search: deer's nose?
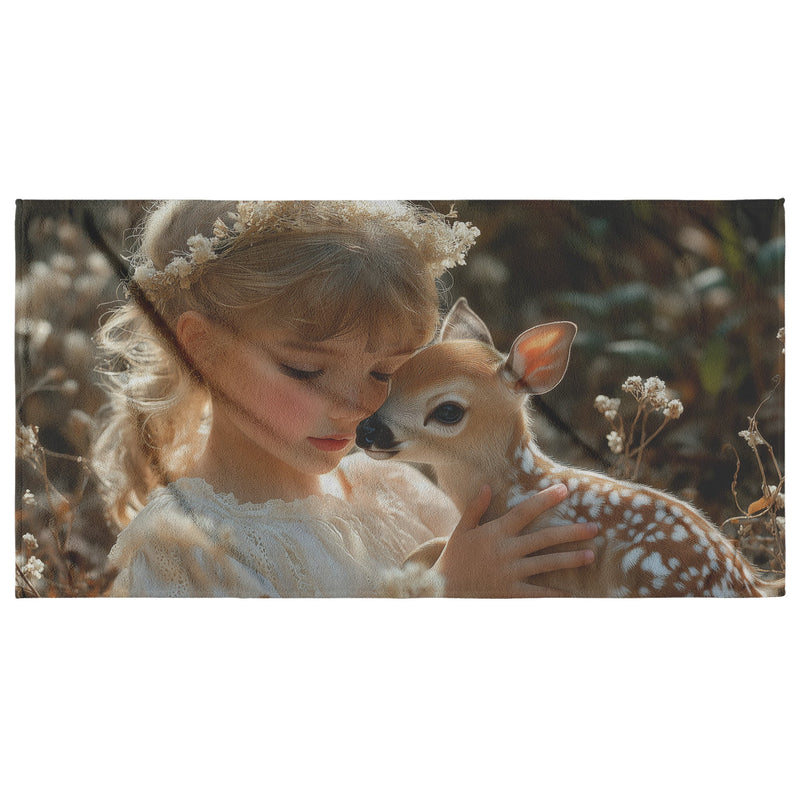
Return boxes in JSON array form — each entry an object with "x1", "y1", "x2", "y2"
[{"x1": 356, "y1": 416, "x2": 396, "y2": 450}]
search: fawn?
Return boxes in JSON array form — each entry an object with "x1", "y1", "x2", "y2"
[{"x1": 356, "y1": 299, "x2": 784, "y2": 597}]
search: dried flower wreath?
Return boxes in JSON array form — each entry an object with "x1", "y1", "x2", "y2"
[{"x1": 130, "y1": 201, "x2": 481, "y2": 293}]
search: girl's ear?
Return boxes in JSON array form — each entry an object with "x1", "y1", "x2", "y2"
[
  {"x1": 176, "y1": 311, "x2": 214, "y2": 365},
  {"x1": 438, "y1": 297, "x2": 494, "y2": 345},
  {"x1": 502, "y1": 321, "x2": 577, "y2": 394}
]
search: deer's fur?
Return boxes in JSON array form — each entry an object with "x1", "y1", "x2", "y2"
[{"x1": 356, "y1": 299, "x2": 783, "y2": 598}]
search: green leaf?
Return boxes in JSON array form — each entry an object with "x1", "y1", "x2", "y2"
[
  {"x1": 605, "y1": 339, "x2": 671, "y2": 371},
  {"x1": 688, "y1": 266, "x2": 729, "y2": 294},
  {"x1": 604, "y1": 282, "x2": 653, "y2": 316},
  {"x1": 550, "y1": 291, "x2": 610, "y2": 320},
  {"x1": 754, "y1": 237, "x2": 785, "y2": 279},
  {"x1": 698, "y1": 337, "x2": 728, "y2": 396}
]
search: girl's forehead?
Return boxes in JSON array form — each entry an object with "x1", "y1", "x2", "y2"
[{"x1": 248, "y1": 319, "x2": 428, "y2": 358}]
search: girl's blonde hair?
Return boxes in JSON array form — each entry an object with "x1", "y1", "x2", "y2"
[{"x1": 93, "y1": 200, "x2": 478, "y2": 527}]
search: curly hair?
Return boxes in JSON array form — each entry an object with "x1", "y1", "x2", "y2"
[{"x1": 93, "y1": 200, "x2": 479, "y2": 526}]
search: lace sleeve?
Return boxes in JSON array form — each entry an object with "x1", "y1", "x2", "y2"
[
  {"x1": 107, "y1": 496, "x2": 279, "y2": 597},
  {"x1": 340, "y1": 454, "x2": 460, "y2": 544}
]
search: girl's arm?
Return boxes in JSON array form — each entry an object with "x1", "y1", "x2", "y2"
[{"x1": 433, "y1": 484, "x2": 596, "y2": 597}]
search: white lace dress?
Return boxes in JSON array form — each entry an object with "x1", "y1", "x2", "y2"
[{"x1": 107, "y1": 454, "x2": 459, "y2": 597}]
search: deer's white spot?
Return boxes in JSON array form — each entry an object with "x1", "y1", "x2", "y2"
[
  {"x1": 632, "y1": 513, "x2": 644, "y2": 525},
  {"x1": 582, "y1": 489, "x2": 598, "y2": 508},
  {"x1": 507, "y1": 485, "x2": 536, "y2": 509},
  {"x1": 568, "y1": 477, "x2": 580, "y2": 492},
  {"x1": 724, "y1": 557, "x2": 735, "y2": 575},
  {"x1": 671, "y1": 526, "x2": 689, "y2": 542},
  {"x1": 641, "y1": 551, "x2": 671, "y2": 577},
  {"x1": 668, "y1": 558, "x2": 680, "y2": 570},
  {"x1": 520, "y1": 446, "x2": 535, "y2": 474},
  {"x1": 587, "y1": 502, "x2": 602, "y2": 519},
  {"x1": 688, "y1": 567, "x2": 699, "y2": 578},
  {"x1": 622, "y1": 546, "x2": 645, "y2": 572},
  {"x1": 638, "y1": 586, "x2": 650, "y2": 596},
  {"x1": 632, "y1": 494, "x2": 650, "y2": 509},
  {"x1": 609, "y1": 490, "x2": 621, "y2": 506}
]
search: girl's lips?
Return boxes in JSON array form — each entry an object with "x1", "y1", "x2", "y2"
[{"x1": 308, "y1": 436, "x2": 353, "y2": 452}]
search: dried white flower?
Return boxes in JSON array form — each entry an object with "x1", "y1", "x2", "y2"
[
  {"x1": 22, "y1": 490, "x2": 36, "y2": 507},
  {"x1": 766, "y1": 486, "x2": 785, "y2": 509},
  {"x1": 16, "y1": 424, "x2": 39, "y2": 460},
  {"x1": 21, "y1": 556, "x2": 45, "y2": 581},
  {"x1": 379, "y1": 562, "x2": 445, "y2": 597},
  {"x1": 23, "y1": 532, "x2": 38, "y2": 549},
  {"x1": 213, "y1": 217, "x2": 231, "y2": 239},
  {"x1": 663, "y1": 399, "x2": 684, "y2": 419},
  {"x1": 51, "y1": 252, "x2": 77, "y2": 274},
  {"x1": 86, "y1": 251, "x2": 112, "y2": 277},
  {"x1": 187, "y1": 234, "x2": 217, "y2": 265},
  {"x1": 643, "y1": 376, "x2": 668, "y2": 408},
  {"x1": 606, "y1": 430, "x2": 624, "y2": 454},
  {"x1": 595, "y1": 394, "x2": 621, "y2": 420},
  {"x1": 621, "y1": 376, "x2": 644, "y2": 397},
  {"x1": 132, "y1": 263, "x2": 157, "y2": 284},
  {"x1": 777, "y1": 327, "x2": 784, "y2": 353},
  {"x1": 739, "y1": 428, "x2": 766, "y2": 449}
]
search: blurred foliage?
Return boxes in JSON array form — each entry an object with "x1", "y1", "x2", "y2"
[
  {"x1": 14, "y1": 199, "x2": 785, "y2": 594},
  {"x1": 432, "y1": 200, "x2": 784, "y2": 564}
]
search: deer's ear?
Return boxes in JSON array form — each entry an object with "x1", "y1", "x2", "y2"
[
  {"x1": 438, "y1": 298, "x2": 494, "y2": 346},
  {"x1": 502, "y1": 321, "x2": 577, "y2": 394}
]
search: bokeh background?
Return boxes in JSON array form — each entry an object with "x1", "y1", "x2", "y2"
[{"x1": 15, "y1": 199, "x2": 785, "y2": 596}]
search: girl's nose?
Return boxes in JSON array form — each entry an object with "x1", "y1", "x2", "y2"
[{"x1": 329, "y1": 380, "x2": 386, "y2": 420}]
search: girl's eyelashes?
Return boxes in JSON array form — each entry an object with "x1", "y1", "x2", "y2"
[
  {"x1": 278, "y1": 359, "x2": 393, "y2": 384},
  {"x1": 279, "y1": 364, "x2": 323, "y2": 381}
]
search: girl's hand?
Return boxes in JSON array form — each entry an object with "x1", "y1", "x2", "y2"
[{"x1": 434, "y1": 484, "x2": 596, "y2": 597}]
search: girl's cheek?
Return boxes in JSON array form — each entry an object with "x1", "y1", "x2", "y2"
[{"x1": 255, "y1": 380, "x2": 323, "y2": 436}]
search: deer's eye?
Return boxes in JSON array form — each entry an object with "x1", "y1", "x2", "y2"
[{"x1": 427, "y1": 402, "x2": 465, "y2": 425}]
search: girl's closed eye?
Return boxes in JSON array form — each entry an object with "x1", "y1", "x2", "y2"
[
  {"x1": 371, "y1": 371, "x2": 392, "y2": 383},
  {"x1": 280, "y1": 364, "x2": 323, "y2": 381}
]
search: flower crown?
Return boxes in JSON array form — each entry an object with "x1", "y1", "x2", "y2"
[{"x1": 130, "y1": 201, "x2": 480, "y2": 293}]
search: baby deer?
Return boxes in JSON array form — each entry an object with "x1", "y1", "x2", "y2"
[{"x1": 356, "y1": 299, "x2": 783, "y2": 597}]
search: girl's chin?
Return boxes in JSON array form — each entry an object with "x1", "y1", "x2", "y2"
[{"x1": 307, "y1": 436, "x2": 354, "y2": 453}]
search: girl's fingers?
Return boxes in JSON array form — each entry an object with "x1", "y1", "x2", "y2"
[
  {"x1": 513, "y1": 548, "x2": 595, "y2": 580},
  {"x1": 452, "y1": 484, "x2": 492, "y2": 536},
  {"x1": 494, "y1": 484, "x2": 568, "y2": 535},
  {"x1": 506, "y1": 522, "x2": 598, "y2": 558}
]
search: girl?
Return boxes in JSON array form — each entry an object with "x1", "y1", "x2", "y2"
[{"x1": 94, "y1": 201, "x2": 597, "y2": 597}]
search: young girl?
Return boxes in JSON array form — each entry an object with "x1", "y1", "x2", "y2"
[{"x1": 94, "y1": 200, "x2": 597, "y2": 597}]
